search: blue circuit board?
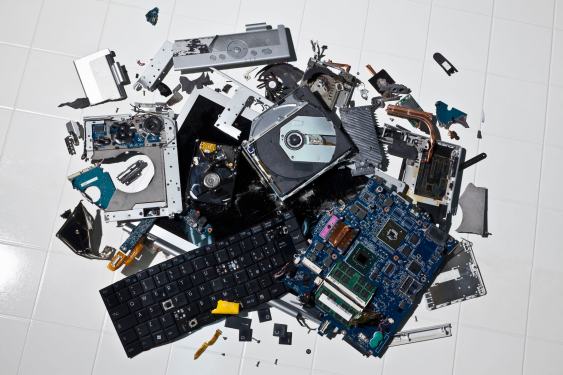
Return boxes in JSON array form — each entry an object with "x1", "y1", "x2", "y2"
[{"x1": 285, "y1": 177, "x2": 458, "y2": 358}]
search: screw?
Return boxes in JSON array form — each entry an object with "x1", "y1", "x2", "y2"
[
  {"x1": 306, "y1": 349, "x2": 311, "y2": 354},
  {"x1": 252, "y1": 337, "x2": 260, "y2": 343},
  {"x1": 256, "y1": 361, "x2": 260, "y2": 367}
]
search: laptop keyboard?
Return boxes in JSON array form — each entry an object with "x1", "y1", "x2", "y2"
[{"x1": 99, "y1": 212, "x2": 305, "y2": 357}]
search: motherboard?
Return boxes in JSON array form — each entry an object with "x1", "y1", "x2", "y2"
[{"x1": 285, "y1": 176, "x2": 458, "y2": 357}]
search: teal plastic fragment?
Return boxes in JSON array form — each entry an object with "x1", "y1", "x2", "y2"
[{"x1": 369, "y1": 331, "x2": 384, "y2": 349}]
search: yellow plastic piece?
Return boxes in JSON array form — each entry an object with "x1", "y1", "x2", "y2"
[
  {"x1": 199, "y1": 141, "x2": 217, "y2": 153},
  {"x1": 194, "y1": 329, "x2": 222, "y2": 360},
  {"x1": 211, "y1": 300, "x2": 240, "y2": 315}
]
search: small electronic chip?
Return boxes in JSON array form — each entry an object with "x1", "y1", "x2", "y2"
[
  {"x1": 400, "y1": 276, "x2": 414, "y2": 294},
  {"x1": 384, "y1": 262, "x2": 395, "y2": 276},
  {"x1": 377, "y1": 219, "x2": 407, "y2": 251},
  {"x1": 407, "y1": 261, "x2": 422, "y2": 275},
  {"x1": 350, "y1": 203, "x2": 368, "y2": 220},
  {"x1": 401, "y1": 246, "x2": 414, "y2": 258}
]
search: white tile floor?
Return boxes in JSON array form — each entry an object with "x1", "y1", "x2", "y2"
[{"x1": 0, "y1": 0, "x2": 562, "y2": 374}]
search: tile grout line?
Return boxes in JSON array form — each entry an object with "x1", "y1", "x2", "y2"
[
  {"x1": 15, "y1": 157, "x2": 73, "y2": 375},
  {"x1": 0, "y1": 0, "x2": 48, "y2": 164},
  {"x1": 450, "y1": 0, "x2": 495, "y2": 373},
  {"x1": 354, "y1": 0, "x2": 372, "y2": 75},
  {"x1": 519, "y1": 1, "x2": 558, "y2": 373},
  {"x1": 415, "y1": 0, "x2": 433, "y2": 103}
]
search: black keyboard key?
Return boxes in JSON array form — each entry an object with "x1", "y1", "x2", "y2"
[
  {"x1": 256, "y1": 289, "x2": 271, "y2": 304},
  {"x1": 100, "y1": 286, "x2": 113, "y2": 297},
  {"x1": 197, "y1": 282, "x2": 212, "y2": 297},
  {"x1": 221, "y1": 274, "x2": 235, "y2": 286},
  {"x1": 179, "y1": 262, "x2": 193, "y2": 275},
  {"x1": 226, "y1": 244, "x2": 241, "y2": 259},
  {"x1": 135, "y1": 323, "x2": 150, "y2": 337},
  {"x1": 116, "y1": 315, "x2": 137, "y2": 332},
  {"x1": 164, "y1": 282, "x2": 179, "y2": 297},
  {"x1": 140, "y1": 277, "x2": 155, "y2": 292},
  {"x1": 140, "y1": 335, "x2": 154, "y2": 350},
  {"x1": 220, "y1": 289, "x2": 235, "y2": 300},
  {"x1": 240, "y1": 238, "x2": 253, "y2": 252},
  {"x1": 154, "y1": 272, "x2": 169, "y2": 287},
  {"x1": 129, "y1": 283, "x2": 143, "y2": 297},
  {"x1": 258, "y1": 275, "x2": 272, "y2": 289},
  {"x1": 186, "y1": 287, "x2": 200, "y2": 302},
  {"x1": 127, "y1": 297, "x2": 143, "y2": 312},
  {"x1": 215, "y1": 249, "x2": 229, "y2": 263},
  {"x1": 140, "y1": 292, "x2": 154, "y2": 307},
  {"x1": 202, "y1": 267, "x2": 218, "y2": 281},
  {"x1": 147, "y1": 266, "x2": 160, "y2": 276},
  {"x1": 192, "y1": 257, "x2": 206, "y2": 271},
  {"x1": 234, "y1": 270, "x2": 248, "y2": 284},
  {"x1": 151, "y1": 287, "x2": 167, "y2": 300},
  {"x1": 165, "y1": 325, "x2": 179, "y2": 340},
  {"x1": 203, "y1": 254, "x2": 216, "y2": 268},
  {"x1": 125, "y1": 342, "x2": 143, "y2": 358},
  {"x1": 269, "y1": 283, "x2": 287, "y2": 298},
  {"x1": 147, "y1": 318, "x2": 161, "y2": 332},
  {"x1": 159, "y1": 313, "x2": 174, "y2": 328},
  {"x1": 197, "y1": 297, "x2": 212, "y2": 313},
  {"x1": 233, "y1": 285, "x2": 247, "y2": 300},
  {"x1": 209, "y1": 293, "x2": 220, "y2": 307},
  {"x1": 210, "y1": 278, "x2": 224, "y2": 292},
  {"x1": 166, "y1": 267, "x2": 182, "y2": 281},
  {"x1": 123, "y1": 275, "x2": 138, "y2": 286},
  {"x1": 271, "y1": 254, "x2": 285, "y2": 267},
  {"x1": 189, "y1": 271, "x2": 205, "y2": 286},
  {"x1": 172, "y1": 293, "x2": 188, "y2": 308},
  {"x1": 241, "y1": 294, "x2": 258, "y2": 309},
  {"x1": 147, "y1": 304, "x2": 163, "y2": 318},
  {"x1": 177, "y1": 277, "x2": 192, "y2": 291},
  {"x1": 250, "y1": 248, "x2": 264, "y2": 262},
  {"x1": 237, "y1": 254, "x2": 253, "y2": 267},
  {"x1": 262, "y1": 244, "x2": 276, "y2": 257},
  {"x1": 245, "y1": 280, "x2": 260, "y2": 294},
  {"x1": 115, "y1": 288, "x2": 132, "y2": 303},
  {"x1": 251, "y1": 233, "x2": 266, "y2": 247},
  {"x1": 109, "y1": 304, "x2": 129, "y2": 320},
  {"x1": 134, "y1": 308, "x2": 150, "y2": 323},
  {"x1": 247, "y1": 264, "x2": 261, "y2": 278},
  {"x1": 258, "y1": 259, "x2": 273, "y2": 273},
  {"x1": 103, "y1": 293, "x2": 119, "y2": 308},
  {"x1": 119, "y1": 329, "x2": 137, "y2": 344},
  {"x1": 152, "y1": 331, "x2": 166, "y2": 345}
]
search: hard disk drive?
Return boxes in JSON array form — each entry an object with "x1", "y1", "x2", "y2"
[
  {"x1": 188, "y1": 141, "x2": 239, "y2": 207},
  {"x1": 242, "y1": 88, "x2": 355, "y2": 200}
]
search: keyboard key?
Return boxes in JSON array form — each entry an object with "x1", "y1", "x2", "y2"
[
  {"x1": 166, "y1": 267, "x2": 182, "y2": 281},
  {"x1": 140, "y1": 292, "x2": 154, "y2": 307},
  {"x1": 262, "y1": 244, "x2": 276, "y2": 257},
  {"x1": 189, "y1": 271, "x2": 205, "y2": 286},
  {"x1": 215, "y1": 249, "x2": 229, "y2": 263},
  {"x1": 154, "y1": 272, "x2": 169, "y2": 287},
  {"x1": 245, "y1": 280, "x2": 260, "y2": 294},
  {"x1": 140, "y1": 335, "x2": 154, "y2": 350},
  {"x1": 226, "y1": 244, "x2": 241, "y2": 259},
  {"x1": 152, "y1": 331, "x2": 165, "y2": 345},
  {"x1": 115, "y1": 288, "x2": 131, "y2": 303},
  {"x1": 177, "y1": 277, "x2": 192, "y2": 291},
  {"x1": 233, "y1": 270, "x2": 248, "y2": 284},
  {"x1": 125, "y1": 342, "x2": 143, "y2": 358},
  {"x1": 159, "y1": 313, "x2": 174, "y2": 328},
  {"x1": 165, "y1": 325, "x2": 179, "y2": 340},
  {"x1": 127, "y1": 297, "x2": 143, "y2": 312},
  {"x1": 119, "y1": 329, "x2": 137, "y2": 344},
  {"x1": 203, "y1": 254, "x2": 216, "y2": 268},
  {"x1": 269, "y1": 283, "x2": 287, "y2": 298},
  {"x1": 147, "y1": 318, "x2": 161, "y2": 332},
  {"x1": 271, "y1": 254, "x2": 285, "y2": 267},
  {"x1": 164, "y1": 282, "x2": 179, "y2": 297},
  {"x1": 140, "y1": 277, "x2": 155, "y2": 292},
  {"x1": 258, "y1": 275, "x2": 272, "y2": 289},
  {"x1": 247, "y1": 264, "x2": 261, "y2": 278},
  {"x1": 256, "y1": 289, "x2": 271, "y2": 303},
  {"x1": 202, "y1": 267, "x2": 218, "y2": 281},
  {"x1": 147, "y1": 304, "x2": 163, "y2": 318},
  {"x1": 134, "y1": 308, "x2": 150, "y2": 323},
  {"x1": 116, "y1": 315, "x2": 137, "y2": 332},
  {"x1": 250, "y1": 248, "x2": 264, "y2": 262},
  {"x1": 186, "y1": 287, "x2": 200, "y2": 302},
  {"x1": 197, "y1": 282, "x2": 212, "y2": 297},
  {"x1": 192, "y1": 257, "x2": 206, "y2": 271},
  {"x1": 210, "y1": 278, "x2": 224, "y2": 292},
  {"x1": 135, "y1": 323, "x2": 150, "y2": 337},
  {"x1": 251, "y1": 233, "x2": 266, "y2": 247},
  {"x1": 172, "y1": 293, "x2": 188, "y2": 308},
  {"x1": 102, "y1": 293, "x2": 119, "y2": 308},
  {"x1": 241, "y1": 294, "x2": 258, "y2": 309},
  {"x1": 179, "y1": 262, "x2": 193, "y2": 275},
  {"x1": 240, "y1": 238, "x2": 253, "y2": 252},
  {"x1": 129, "y1": 283, "x2": 143, "y2": 297},
  {"x1": 258, "y1": 259, "x2": 273, "y2": 273}
]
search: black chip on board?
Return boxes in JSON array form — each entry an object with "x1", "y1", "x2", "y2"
[
  {"x1": 378, "y1": 220, "x2": 407, "y2": 251},
  {"x1": 407, "y1": 261, "x2": 422, "y2": 275}
]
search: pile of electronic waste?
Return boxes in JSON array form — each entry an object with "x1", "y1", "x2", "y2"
[{"x1": 56, "y1": 23, "x2": 489, "y2": 360}]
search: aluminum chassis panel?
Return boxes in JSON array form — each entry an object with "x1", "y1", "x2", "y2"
[{"x1": 82, "y1": 107, "x2": 182, "y2": 222}]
